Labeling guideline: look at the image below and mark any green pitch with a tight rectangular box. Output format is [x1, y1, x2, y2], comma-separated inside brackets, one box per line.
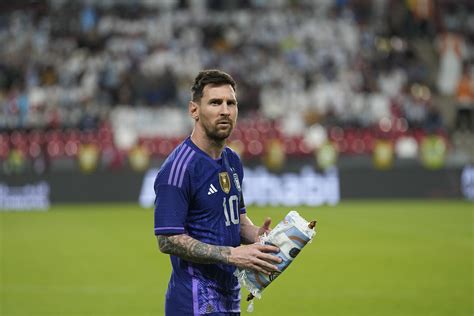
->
[1, 201, 472, 316]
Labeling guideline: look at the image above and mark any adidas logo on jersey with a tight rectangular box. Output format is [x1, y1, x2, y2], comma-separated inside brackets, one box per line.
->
[208, 184, 218, 195]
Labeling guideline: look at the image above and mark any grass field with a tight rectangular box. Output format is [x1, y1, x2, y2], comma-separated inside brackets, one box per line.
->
[0, 201, 472, 316]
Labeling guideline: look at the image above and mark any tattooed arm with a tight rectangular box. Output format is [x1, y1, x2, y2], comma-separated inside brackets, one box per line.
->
[157, 234, 282, 275]
[157, 234, 231, 264]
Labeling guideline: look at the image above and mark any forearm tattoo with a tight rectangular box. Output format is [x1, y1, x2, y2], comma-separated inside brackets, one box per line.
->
[158, 235, 231, 265]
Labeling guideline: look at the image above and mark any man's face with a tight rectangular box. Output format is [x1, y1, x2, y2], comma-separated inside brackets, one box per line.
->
[194, 84, 238, 142]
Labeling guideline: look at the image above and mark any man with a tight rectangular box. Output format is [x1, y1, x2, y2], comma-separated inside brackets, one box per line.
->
[154, 70, 281, 315]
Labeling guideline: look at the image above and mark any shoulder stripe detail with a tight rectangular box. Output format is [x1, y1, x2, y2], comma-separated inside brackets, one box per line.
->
[177, 151, 195, 187]
[168, 145, 189, 185]
[171, 146, 192, 186]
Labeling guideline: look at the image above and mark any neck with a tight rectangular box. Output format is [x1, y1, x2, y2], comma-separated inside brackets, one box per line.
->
[190, 129, 226, 160]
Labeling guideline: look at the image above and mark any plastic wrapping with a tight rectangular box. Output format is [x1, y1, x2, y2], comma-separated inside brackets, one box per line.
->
[235, 210, 317, 310]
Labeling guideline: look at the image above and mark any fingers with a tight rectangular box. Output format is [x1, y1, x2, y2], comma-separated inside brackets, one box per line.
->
[251, 244, 282, 274]
[230, 244, 282, 275]
[255, 244, 279, 254]
[249, 263, 273, 275]
[258, 252, 282, 264]
[257, 217, 272, 239]
[251, 258, 280, 275]
[261, 217, 272, 231]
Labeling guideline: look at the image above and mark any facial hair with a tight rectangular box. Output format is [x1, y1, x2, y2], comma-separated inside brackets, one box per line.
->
[203, 120, 234, 142]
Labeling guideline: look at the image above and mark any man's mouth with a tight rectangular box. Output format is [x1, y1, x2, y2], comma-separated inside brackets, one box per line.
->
[217, 121, 232, 127]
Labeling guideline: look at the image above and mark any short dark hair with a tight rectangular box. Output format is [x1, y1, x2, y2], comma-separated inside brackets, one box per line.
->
[191, 69, 236, 102]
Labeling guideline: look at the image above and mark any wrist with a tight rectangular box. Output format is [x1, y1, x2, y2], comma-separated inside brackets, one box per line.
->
[227, 246, 236, 265]
[255, 225, 263, 242]
[222, 246, 235, 265]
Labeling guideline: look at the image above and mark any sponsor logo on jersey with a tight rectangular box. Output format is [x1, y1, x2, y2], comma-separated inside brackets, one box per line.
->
[208, 184, 218, 195]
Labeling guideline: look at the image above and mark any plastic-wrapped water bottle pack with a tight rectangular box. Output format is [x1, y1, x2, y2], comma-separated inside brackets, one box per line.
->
[234, 210, 317, 312]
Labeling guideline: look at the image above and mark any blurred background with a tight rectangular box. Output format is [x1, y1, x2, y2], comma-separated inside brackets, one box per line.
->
[1, 0, 474, 207]
[0, 1, 473, 315]
[0, 0, 473, 205]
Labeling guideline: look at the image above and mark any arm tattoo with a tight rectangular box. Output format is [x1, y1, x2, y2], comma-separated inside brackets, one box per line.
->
[157, 234, 231, 265]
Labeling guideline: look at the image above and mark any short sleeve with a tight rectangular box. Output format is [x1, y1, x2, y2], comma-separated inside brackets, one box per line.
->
[154, 169, 191, 235]
[239, 193, 247, 215]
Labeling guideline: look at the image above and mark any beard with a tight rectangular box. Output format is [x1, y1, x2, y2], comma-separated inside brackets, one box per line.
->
[203, 121, 234, 142]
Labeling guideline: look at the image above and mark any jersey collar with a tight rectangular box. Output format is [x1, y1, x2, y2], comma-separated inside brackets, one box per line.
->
[185, 136, 225, 168]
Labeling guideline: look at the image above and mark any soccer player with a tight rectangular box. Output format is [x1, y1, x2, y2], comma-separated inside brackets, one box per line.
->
[154, 69, 281, 315]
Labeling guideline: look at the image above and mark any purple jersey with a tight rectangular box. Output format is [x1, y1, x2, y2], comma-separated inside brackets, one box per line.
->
[154, 137, 246, 315]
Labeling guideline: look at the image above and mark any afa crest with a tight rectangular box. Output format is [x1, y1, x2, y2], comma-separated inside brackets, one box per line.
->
[219, 172, 231, 194]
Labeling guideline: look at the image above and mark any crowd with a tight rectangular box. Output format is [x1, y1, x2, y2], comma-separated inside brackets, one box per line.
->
[0, 0, 473, 164]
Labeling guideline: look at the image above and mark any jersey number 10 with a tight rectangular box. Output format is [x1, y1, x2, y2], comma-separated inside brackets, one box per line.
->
[223, 195, 239, 226]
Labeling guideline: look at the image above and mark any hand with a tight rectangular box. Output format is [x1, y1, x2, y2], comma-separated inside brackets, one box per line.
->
[256, 217, 272, 240]
[229, 243, 282, 275]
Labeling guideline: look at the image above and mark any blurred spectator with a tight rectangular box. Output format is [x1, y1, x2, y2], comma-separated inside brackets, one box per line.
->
[424, 105, 443, 133]
[455, 63, 474, 131]
[80, 4, 97, 33]
[436, 32, 466, 96]
[406, 0, 435, 38]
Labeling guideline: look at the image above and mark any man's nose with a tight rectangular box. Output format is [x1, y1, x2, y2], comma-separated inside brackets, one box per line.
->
[220, 103, 231, 115]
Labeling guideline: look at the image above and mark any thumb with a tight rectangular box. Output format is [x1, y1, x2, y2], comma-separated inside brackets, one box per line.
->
[261, 217, 272, 231]
[256, 217, 272, 242]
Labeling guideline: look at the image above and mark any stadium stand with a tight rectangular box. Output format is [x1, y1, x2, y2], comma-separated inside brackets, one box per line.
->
[0, 0, 473, 166]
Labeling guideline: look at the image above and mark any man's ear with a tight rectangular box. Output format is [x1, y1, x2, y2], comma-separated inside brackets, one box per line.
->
[189, 101, 199, 121]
